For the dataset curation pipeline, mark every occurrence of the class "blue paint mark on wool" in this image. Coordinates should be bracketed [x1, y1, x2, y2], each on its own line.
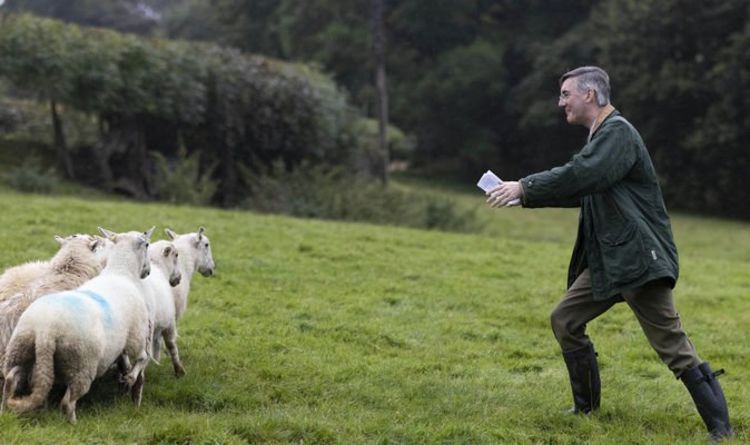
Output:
[52, 290, 113, 330]
[78, 290, 113, 329]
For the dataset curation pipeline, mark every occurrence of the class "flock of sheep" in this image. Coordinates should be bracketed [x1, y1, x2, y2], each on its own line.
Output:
[0, 226, 215, 423]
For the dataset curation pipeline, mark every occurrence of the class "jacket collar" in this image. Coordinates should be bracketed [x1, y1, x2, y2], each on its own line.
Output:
[587, 104, 616, 143]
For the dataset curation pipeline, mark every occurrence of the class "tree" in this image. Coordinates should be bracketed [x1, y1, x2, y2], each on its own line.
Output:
[371, 0, 388, 185]
[3, 0, 162, 33]
[0, 14, 362, 204]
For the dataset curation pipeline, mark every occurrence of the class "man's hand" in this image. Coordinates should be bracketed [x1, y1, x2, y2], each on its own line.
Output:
[487, 181, 523, 208]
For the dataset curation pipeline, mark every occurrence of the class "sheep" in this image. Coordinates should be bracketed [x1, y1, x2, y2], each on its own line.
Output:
[2, 227, 154, 424]
[0, 234, 110, 379]
[116, 240, 182, 403]
[0, 234, 108, 302]
[117, 227, 214, 384]
[144, 240, 184, 378]
[143, 227, 213, 377]
[165, 227, 215, 322]
[0, 262, 46, 302]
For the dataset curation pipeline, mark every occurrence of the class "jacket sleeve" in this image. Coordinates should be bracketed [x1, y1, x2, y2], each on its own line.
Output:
[520, 123, 637, 206]
[521, 190, 581, 209]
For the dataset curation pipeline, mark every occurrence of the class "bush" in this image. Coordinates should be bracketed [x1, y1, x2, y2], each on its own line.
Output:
[349, 118, 416, 176]
[150, 149, 218, 205]
[0, 14, 365, 206]
[2, 156, 59, 193]
[242, 162, 480, 232]
[0, 102, 21, 134]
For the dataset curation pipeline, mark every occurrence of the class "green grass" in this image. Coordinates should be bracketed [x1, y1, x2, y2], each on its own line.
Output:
[0, 185, 747, 444]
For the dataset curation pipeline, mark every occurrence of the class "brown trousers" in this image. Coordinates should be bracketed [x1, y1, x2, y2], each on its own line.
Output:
[550, 269, 701, 377]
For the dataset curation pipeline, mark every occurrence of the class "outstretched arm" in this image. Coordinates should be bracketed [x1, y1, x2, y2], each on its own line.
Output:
[487, 181, 581, 208]
[487, 181, 523, 208]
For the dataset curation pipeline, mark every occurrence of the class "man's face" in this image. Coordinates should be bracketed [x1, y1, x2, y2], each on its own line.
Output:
[558, 78, 592, 126]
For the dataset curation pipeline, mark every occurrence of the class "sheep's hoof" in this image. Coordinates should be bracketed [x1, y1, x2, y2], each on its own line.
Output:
[174, 365, 186, 378]
[63, 407, 77, 425]
[121, 369, 139, 387]
[130, 373, 144, 406]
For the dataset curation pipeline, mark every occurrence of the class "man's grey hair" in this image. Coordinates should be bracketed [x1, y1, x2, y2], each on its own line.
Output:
[560, 66, 610, 107]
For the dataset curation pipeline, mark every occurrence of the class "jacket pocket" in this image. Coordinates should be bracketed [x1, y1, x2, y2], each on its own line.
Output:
[599, 222, 648, 286]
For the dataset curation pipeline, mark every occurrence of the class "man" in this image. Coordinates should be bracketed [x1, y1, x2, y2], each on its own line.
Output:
[487, 66, 732, 441]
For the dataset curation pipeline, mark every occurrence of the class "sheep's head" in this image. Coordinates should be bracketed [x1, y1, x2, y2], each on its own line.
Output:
[52, 233, 112, 271]
[163, 244, 182, 286]
[149, 240, 182, 287]
[166, 226, 215, 277]
[90, 235, 113, 267]
[98, 226, 154, 279]
[193, 227, 215, 277]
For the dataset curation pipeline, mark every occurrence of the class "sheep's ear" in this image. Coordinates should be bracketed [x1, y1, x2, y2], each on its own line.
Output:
[163, 245, 173, 257]
[197, 226, 205, 241]
[144, 226, 156, 241]
[165, 228, 177, 240]
[98, 227, 117, 241]
[89, 237, 104, 252]
[54, 235, 66, 246]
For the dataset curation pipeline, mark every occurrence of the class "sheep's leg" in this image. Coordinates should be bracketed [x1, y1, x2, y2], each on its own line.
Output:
[0, 380, 5, 413]
[116, 354, 132, 395]
[1, 369, 17, 412]
[151, 331, 162, 362]
[60, 374, 93, 425]
[130, 370, 145, 406]
[162, 326, 185, 377]
[15, 367, 30, 396]
[1, 366, 28, 412]
[116, 354, 132, 374]
[123, 351, 149, 391]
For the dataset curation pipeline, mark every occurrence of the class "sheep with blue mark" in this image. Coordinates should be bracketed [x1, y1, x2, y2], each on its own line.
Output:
[1, 227, 154, 424]
[0, 234, 111, 381]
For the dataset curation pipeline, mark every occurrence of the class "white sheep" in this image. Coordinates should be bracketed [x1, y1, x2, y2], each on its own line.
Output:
[2, 227, 154, 424]
[0, 234, 110, 378]
[115, 239, 183, 402]
[165, 227, 215, 322]
[144, 240, 184, 378]
[0, 234, 108, 302]
[138, 227, 213, 377]
[0, 262, 46, 302]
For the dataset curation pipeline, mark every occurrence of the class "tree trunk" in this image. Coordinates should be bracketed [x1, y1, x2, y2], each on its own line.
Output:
[372, 0, 389, 186]
[132, 118, 150, 197]
[50, 99, 75, 179]
[94, 115, 114, 191]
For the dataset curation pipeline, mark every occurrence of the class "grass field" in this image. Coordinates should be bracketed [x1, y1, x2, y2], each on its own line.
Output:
[0, 183, 747, 444]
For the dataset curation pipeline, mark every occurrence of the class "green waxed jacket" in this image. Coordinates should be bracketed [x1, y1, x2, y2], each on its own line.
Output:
[520, 111, 678, 300]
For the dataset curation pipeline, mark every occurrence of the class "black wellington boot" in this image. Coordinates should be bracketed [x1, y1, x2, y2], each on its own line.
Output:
[680, 362, 734, 442]
[561, 343, 601, 414]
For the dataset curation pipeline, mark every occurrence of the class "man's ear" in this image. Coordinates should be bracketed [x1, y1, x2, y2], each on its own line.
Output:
[585, 89, 596, 104]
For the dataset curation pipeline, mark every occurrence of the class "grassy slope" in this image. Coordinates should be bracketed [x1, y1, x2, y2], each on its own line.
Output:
[0, 186, 747, 444]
